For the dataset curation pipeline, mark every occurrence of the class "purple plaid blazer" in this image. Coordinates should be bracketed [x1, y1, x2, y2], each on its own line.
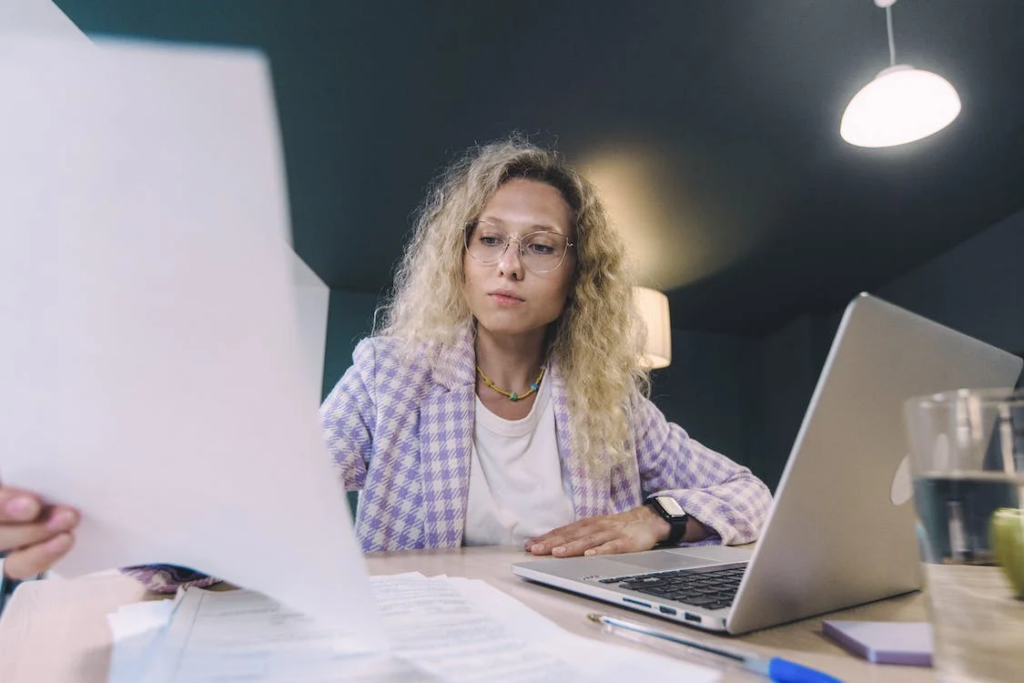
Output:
[126, 327, 770, 591]
[319, 328, 772, 551]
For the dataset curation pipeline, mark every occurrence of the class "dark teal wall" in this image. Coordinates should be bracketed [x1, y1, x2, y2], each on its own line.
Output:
[742, 314, 836, 491]
[730, 208, 1024, 492]
[649, 331, 754, 469]
[876, 208, 1024, 355]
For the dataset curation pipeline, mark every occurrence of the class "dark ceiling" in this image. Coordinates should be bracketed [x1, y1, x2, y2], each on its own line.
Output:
[55, 0, 1024, 335]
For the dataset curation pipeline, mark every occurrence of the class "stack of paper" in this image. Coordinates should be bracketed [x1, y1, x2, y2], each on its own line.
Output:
[106, 599, 181, 683]
[108, 573, 720, 683]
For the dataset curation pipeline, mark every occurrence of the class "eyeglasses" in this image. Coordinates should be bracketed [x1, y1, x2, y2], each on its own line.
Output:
[464, 219, 575, 274]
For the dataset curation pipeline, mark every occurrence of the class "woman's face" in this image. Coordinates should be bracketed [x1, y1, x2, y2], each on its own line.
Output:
[462, 178, 576, 340]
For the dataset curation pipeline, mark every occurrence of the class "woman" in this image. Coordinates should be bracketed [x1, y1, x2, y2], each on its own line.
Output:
[321, 136, 770, 557]
[0, 136, 770, 590]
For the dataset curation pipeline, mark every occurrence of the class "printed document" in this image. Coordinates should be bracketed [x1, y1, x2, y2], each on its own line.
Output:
[137, 573, 720, 682]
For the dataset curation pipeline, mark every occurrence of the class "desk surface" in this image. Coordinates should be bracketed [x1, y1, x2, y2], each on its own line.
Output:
[0, 546, 935, 682]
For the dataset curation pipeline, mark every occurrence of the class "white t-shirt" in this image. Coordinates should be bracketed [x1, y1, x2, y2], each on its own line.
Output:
[463, 378, 576, 546]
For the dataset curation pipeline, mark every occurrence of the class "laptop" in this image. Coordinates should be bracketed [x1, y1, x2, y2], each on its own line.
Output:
[512, 293, 1023, 634]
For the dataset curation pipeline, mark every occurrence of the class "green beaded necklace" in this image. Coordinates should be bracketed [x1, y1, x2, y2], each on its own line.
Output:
[476, 365, 546, 402]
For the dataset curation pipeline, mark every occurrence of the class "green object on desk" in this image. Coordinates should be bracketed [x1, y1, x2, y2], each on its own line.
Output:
[588, 613, 843, 683]
[991, 507, 1024, 598]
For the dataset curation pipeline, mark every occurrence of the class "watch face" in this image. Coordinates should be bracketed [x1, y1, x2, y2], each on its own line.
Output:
[655, 496, 684, 517]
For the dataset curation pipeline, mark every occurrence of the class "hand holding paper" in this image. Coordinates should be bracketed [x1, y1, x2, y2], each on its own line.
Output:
[0, 484, 79, 579]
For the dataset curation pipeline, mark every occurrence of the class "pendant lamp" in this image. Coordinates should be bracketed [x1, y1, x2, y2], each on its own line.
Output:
[840, 0, 961, 148]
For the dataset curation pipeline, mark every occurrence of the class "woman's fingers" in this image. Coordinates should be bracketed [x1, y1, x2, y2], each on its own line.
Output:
[583, 538, 631, 556]
[527, 519, 600, 555]
[3, 532, 74, 580]
[0, 506, 79, 554]
[548, 530, 619, 557]
[0, 487, 80, 578]
[0, 488, 42, 522]
[526, 525, 575, 549]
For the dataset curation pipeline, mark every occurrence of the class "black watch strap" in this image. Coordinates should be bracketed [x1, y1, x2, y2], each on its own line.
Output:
[645, 496, 689, 546]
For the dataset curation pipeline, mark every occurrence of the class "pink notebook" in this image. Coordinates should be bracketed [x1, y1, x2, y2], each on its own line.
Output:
[822, 621, 933, 667]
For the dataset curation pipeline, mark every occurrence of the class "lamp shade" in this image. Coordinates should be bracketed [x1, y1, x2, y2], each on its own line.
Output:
[840, 65, 961, 148]
[634, 286, 671, 369]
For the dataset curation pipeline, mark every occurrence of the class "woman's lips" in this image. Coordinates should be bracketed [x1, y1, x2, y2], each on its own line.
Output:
[489, 291, 524, 305]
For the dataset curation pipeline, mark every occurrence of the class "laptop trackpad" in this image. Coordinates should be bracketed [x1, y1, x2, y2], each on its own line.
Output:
[607, 551, 719, 573]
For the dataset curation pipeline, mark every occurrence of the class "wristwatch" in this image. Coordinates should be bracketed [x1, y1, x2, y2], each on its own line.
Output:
[644, 495, 689, 546]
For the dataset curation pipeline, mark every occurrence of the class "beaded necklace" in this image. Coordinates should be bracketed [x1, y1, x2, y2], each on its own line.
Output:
[475, 365, 546, 402]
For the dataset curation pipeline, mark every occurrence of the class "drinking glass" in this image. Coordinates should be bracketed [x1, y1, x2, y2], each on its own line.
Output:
[904, 388, 1024, 682]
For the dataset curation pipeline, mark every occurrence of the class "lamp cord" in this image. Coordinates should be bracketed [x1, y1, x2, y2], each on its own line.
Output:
[886, 5, 896, 67]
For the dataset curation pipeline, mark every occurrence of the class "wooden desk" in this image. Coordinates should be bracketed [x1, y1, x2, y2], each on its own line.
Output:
[0, 547, 934, 682]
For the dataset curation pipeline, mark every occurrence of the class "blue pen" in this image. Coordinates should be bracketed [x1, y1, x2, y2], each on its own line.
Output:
[588, 613, 842, 683]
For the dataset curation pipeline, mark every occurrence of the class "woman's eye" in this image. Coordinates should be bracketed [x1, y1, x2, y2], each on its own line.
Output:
[479, 235, 503, 247]
[527, 242, 555, 255]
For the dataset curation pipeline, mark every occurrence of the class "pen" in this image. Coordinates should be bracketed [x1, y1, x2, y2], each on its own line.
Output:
[588, 613, 842, 683]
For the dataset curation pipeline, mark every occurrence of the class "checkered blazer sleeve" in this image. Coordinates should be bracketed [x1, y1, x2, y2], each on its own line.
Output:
[120, 565, 222, 594]
[631, 394, 772, 545]
[318, 337, 379, 491]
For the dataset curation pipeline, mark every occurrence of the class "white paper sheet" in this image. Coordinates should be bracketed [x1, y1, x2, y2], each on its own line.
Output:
[107, 598, 180, 683]
[142, 587, 431, 682]
[291, 254, 331, 405]
[0, 37, 380, 646]
[137, 575, 720, 682]
[2, 0, 331, 432]
[443, 576, 722, 680]
[0, 0, 92, 44]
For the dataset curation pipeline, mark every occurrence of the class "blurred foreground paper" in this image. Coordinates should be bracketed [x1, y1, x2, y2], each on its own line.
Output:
[0, 37, 381, 645]
[292, 253, 330, 404]
[0, 0, 91, 44]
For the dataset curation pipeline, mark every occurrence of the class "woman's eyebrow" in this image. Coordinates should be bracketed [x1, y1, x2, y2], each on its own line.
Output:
[477, 216, 567, 234]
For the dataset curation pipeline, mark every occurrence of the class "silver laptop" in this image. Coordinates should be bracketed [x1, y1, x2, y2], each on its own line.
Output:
[512, 293, 1023, 634]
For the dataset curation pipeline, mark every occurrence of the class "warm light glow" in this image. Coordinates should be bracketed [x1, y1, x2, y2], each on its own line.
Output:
[841, 65, 961, 148]
[634, 286, 671, 369]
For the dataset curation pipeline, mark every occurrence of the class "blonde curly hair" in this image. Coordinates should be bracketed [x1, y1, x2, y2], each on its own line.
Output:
[378, 135, 649, 467]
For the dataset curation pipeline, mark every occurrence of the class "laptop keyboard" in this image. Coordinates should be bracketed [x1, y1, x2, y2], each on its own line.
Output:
[597, 562, 747, 611]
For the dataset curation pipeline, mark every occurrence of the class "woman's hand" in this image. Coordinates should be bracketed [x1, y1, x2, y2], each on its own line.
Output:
[1, 485, 79, 580]
[525, 506, 673, 558]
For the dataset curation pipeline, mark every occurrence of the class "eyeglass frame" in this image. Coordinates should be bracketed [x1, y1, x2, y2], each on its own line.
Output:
[463, 219, 576, 274]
